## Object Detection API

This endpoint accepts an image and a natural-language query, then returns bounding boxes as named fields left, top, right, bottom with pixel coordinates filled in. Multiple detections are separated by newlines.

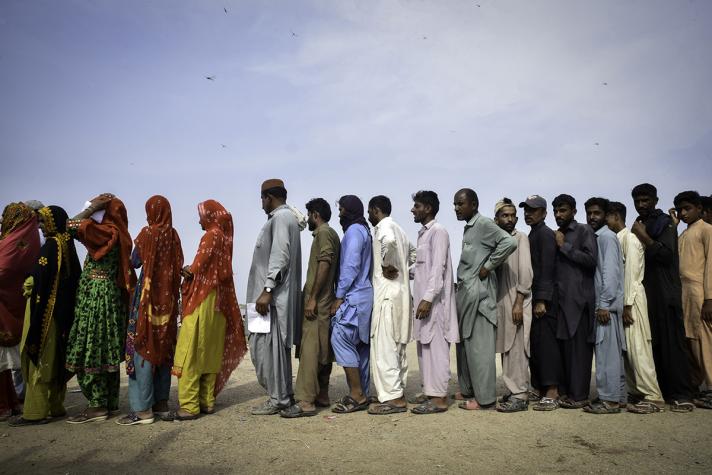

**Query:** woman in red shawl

left=64, top=193, right=137, bottom=424
left=117, top=195, right=183, bottom=426
left=0, top=203, right=41, bottom=420
left=173, top=200, right=246, bottom=420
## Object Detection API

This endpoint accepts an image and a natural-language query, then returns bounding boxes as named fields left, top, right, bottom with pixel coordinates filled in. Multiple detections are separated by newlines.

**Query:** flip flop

left=280, top=404, right=317, bottom=418
left=367, top=402, right=407, bottom=415
left=407, top=394, right=429, bottom=405
left=670, top=400, right=695, bottom=413
left=627, top=401, right=663, bottom=414
left=175, top=412, right=200, bottom=421
left=559, top=397, right=589, bottom=409
left=411, top=400, right=448, bottom=415
left=8, top=416, right=49, bottom=427
left=532, top=397, right=559, bottom=411
left=693, top=398, right=712, bottom=410
left=115, top=413, right=155, bottom=426
left=582, top=399, right=621, bottom=414
left=458, top=399, right=494, bottom=411
left=332, top=395, right=369, bottom=414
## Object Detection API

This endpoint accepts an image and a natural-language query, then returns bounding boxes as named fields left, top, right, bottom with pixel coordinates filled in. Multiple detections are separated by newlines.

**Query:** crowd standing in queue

left=0, top=180, right=711, bottom=426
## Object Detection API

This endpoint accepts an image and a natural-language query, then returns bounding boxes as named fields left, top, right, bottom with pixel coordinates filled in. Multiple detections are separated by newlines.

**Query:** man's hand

left=415, top=300, right=432, bottom=320
left=181, top=266, right=193, bottom=280
left=631, top=220, right=652, bottom=246
left=256, top=290, right=273, bottom=316
left=382, top=265, right=399, bottom=280
left=702, top=300, right=712, bottom=323
left=330, top=298, right=344, bottom=317
left=479, top=266, right=490, bottom=280
left=89, top=193, right=115, bottom=210
left=304, top=297, right=317, bottom=321
left=596, top=308, right=611, bottom=325
left=534, top=301, right=547, bottom=318
left=554, top=230, right=566, bottom=248
left=622, top=306, right=634, bottom=326
left=668, top=208, right=680, bottom=227
left=512, top=299, right=524, bottom=326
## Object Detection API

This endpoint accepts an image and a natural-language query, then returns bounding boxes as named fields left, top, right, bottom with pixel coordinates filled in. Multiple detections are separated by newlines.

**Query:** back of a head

left=368, top=195, right=392, bottom=216
left=608, top=201, right=627, bottom=222
left=412, top=190, right=440, bottom=216
left=305, top=198, right=332, bottom=222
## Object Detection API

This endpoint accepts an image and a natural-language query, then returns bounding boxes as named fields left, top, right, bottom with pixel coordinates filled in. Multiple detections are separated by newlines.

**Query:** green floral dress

left=65, top=247, right=126, bottom=375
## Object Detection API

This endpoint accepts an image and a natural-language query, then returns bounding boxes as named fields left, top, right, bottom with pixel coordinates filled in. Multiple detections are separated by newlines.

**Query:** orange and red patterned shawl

left=77, top=197, right=136, bottom=299
left=133, top=195, right=184, bottom=367
left=0, top=203, right=40, bottom=346
left=179, top=200, right=246, bottom=395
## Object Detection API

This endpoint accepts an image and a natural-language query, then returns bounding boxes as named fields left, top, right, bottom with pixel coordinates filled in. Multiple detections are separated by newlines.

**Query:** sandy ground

left=2, top=343, right=712, bottom=474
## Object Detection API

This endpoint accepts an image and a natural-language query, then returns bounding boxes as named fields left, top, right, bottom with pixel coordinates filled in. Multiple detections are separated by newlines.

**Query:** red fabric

left=133, top=195, right=184, bottom=366
left=77, top=198, right=136, bottom=298
left=0, top=370, right=18, bottom=413
left=0, top=216, right=40, bottom=346
left=181, top=200, right=246, bottom=396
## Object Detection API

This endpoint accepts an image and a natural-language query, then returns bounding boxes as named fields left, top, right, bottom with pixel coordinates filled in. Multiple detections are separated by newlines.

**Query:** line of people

left=0, top=180, right=710, bottom=426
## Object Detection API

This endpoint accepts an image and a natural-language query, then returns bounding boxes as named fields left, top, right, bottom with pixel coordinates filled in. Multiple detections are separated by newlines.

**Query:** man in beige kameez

left=493, top=199, right=533, bottom=413
left=674, top=191, right=712, bottom=409
left=606, top=202, right=664, bottom=413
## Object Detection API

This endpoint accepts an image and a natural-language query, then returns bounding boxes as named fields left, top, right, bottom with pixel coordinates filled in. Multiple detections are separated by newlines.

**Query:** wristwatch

left=264, top=287, right=273, bottom=294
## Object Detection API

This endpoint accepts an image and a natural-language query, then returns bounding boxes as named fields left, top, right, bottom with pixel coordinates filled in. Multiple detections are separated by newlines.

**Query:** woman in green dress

left=65, top=193, right=136, bottom=424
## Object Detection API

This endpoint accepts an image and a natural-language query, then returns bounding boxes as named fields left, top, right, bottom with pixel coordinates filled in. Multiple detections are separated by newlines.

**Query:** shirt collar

left=419, top=219, right=437, bottom=235
left=312, top=222, right=328, bottom=236
left=269, top=204, right=289, bottom=218
left=375, top=216, right=392, bottom=230
left=465, top=213, right=480, bottom=228
left=594, top=225, right=608, bottom=237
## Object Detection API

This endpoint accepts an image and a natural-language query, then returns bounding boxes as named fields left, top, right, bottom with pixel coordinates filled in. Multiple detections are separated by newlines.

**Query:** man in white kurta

left=367, top=196, right=415, bottom=414
left=493, top=199, right=533, bottom=413
left=606, top=202, right=664, bottom=412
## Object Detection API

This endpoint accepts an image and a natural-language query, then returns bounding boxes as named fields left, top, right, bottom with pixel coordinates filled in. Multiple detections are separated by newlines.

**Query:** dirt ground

left=2, top=344, right=711, bottom=474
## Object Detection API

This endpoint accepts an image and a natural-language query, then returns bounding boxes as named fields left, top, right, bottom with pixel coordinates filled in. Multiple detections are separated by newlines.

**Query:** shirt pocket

left=255, top=227, right=266, bottom=248
left=416, top=243, right=430, bottom=264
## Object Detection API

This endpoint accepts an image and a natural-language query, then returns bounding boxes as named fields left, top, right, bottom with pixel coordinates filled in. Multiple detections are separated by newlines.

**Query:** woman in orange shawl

left=117, top=195, right=183, bottom=426
left=173, top=200, right=246, bottom=420
left=0, top=203, right=40, bottom=420
left=65, top=194, right=137, bottom=424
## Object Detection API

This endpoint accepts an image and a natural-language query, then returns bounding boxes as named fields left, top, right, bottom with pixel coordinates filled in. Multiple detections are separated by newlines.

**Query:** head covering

left=131, top=195, right=184, bottom=367
left=176, top=200, right=247, bottom=396
left=1, top=202, right=35, bottom=239
left=77, top=197, right=136, bottom=299
left=494, top=199, right=516, bottom=216
left=0, top=203, right=40, bottom=346
left=24, top=200, right=45, bottom=211
left=261, top=178, right=285, bottom=192
left=25, top=206, right=80, bottom=368
left=338, top=195, right=369, bottom=233
left=518, top=195, right=547, bottom=209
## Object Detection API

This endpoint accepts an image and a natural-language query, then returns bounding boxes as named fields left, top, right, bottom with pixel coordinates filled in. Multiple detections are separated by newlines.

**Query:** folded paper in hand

left=247, top=303, right=270, bottom=333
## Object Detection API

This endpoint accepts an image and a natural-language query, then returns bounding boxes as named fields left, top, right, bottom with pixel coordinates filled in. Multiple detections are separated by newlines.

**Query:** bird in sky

left=224, top=7, right=228, bottom=14
left=206, top=76, right=215, bottom=81
left=602, top=82, right=608, bottom=85
left=291, top=31, right=298, bottom=37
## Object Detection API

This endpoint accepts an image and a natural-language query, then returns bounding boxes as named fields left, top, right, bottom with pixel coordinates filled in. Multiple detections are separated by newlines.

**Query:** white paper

left=247, top=303, right=271, bottom=333
left=82, top=201, right=105, bottom=223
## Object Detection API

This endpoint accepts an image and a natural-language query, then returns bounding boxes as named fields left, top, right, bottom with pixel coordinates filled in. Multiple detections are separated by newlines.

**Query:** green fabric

left=77, top=371, right=119, bottom=409
left=65, top=247, right=126, bottom=374
left=303, top=223, right=340, bottom=316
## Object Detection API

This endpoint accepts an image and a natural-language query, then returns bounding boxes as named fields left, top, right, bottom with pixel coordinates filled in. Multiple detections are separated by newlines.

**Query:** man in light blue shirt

left=584, top=197, right=626, bottom=414
left=330, top=195, right=373, bottom=413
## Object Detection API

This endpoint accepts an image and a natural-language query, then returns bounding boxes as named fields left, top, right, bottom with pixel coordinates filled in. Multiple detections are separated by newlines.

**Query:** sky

left=2, top=0, right=711, bottom=299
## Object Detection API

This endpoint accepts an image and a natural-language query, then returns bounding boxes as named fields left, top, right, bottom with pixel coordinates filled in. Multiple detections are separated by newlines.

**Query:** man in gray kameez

left=248, top=179, right=303, bottom=415
left=583, top=197, right=626, bottom=414
left=453, top=189, right=517, bottom=409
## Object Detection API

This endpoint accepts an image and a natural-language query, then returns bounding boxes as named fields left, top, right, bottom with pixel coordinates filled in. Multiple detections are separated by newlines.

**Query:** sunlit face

left=411, top=201, right=430, bottom=223
left=454, top=192, right=475, bottom=221
left=586, top=204, right=606, bottom=231
left=495, top=206, right=517, bottom=233
left=677, top=201, right=702, bottom=225
left=554, top=203, right=576, bottom=228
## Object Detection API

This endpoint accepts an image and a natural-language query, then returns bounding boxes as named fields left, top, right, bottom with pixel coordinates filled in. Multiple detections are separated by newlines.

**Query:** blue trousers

left=128, top=352, right=171, bottom=412
left=331, top=320, right=370, bottom=396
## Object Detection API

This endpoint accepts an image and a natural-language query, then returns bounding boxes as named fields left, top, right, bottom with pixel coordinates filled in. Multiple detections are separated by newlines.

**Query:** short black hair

left=607, top=201, right=627, bottom=221
left=701, top=196, right=712, bottom=211
left=305, top=198, right=331, bottom=222
left=631, top=183, right=657, bottom=199
left=262, top=186, right=287, bottom=200
left=457, top=188, right=479, bottom=208
left=552, top=194, right=576, bottom=209
left=584, top=197, right=610, bottom=214
left=368, top=195, right=392, bottom=215
left=673, top=190, right=702, bottom=208
left=412, top=190, right=439, bottom=216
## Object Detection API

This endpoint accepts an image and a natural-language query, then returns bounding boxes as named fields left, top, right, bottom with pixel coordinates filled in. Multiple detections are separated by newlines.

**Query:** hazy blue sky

left=2, top=0, right=711, bottom=298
